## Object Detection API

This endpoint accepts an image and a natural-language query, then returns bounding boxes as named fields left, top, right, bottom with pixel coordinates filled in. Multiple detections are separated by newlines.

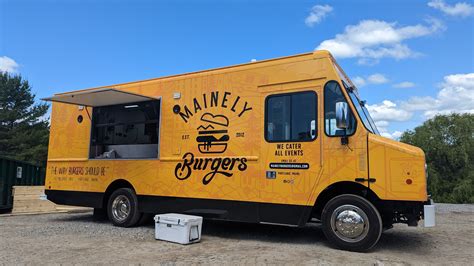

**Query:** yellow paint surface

left=46, top=51, right=428, bottom=206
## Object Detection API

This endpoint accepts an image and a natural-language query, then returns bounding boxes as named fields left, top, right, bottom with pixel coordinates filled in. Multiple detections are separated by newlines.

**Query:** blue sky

left=1, top=0, right=473, bottom=138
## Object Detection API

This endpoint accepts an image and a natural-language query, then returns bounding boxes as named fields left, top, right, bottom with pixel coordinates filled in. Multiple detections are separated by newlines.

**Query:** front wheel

left=107, top=188, right=142, bottom=227
left=321, top=194, right=382, bottom=252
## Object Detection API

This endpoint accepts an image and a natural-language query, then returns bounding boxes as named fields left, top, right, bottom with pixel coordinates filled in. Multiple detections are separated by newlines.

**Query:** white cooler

left=154, top=213, right=203, bottom=244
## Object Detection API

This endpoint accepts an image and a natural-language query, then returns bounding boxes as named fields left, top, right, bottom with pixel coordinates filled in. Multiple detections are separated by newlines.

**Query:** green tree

left=400, top=114, right=474, bottom=203
left=0, top=72, right=49, bottom=165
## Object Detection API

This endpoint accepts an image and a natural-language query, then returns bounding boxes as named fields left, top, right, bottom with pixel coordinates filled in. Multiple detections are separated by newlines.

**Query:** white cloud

left=374, top=120, right=389, bottom=128
left=316, top=19, right=445, bottom=64
left=367, top=74, right=389, bottom=84
left=352, top=76, right=366, bottom=87
left=367, top=100, right=413, bottom=122
left=381, top=130, right=404, bottom=139
left=366, top=103, right=409, bottom=139
left=402, top=73, right=474, bottom=117
left=428, top=0, right=474, bottom=17
left=391, top=131, right=403, bottom=139
left=393, top=81, right=416, bottom=88
left=0, top=56, right=19, bottom=73
left=352, top=73, right=388, bottom=87
left=305, top=4, right=333, bottom=27
left=373, top=120, right=403, bottom=139
left=367, top=73, right=473, bottom=139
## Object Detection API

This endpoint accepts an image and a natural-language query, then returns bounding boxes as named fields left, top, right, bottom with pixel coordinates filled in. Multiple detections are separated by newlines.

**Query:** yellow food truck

left=43, top=50, right=434, bottom=251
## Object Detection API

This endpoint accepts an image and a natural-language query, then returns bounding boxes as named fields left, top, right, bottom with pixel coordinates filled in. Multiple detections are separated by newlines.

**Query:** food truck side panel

left=45, top=53, right=342, bottom=209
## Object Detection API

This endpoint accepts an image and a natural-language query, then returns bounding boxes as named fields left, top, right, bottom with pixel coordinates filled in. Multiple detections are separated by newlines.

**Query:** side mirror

left=335, top=102, right=349, bottom=129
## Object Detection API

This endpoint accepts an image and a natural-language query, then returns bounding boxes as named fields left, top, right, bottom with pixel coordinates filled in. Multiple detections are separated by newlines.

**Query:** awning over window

left=42, top=88, right=158, bottom=107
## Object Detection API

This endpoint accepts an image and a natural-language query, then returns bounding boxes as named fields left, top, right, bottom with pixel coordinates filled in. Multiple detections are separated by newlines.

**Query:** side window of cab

left=324, top=81, right=356, bottom=136
left=265, top=91, right=317, bottom=142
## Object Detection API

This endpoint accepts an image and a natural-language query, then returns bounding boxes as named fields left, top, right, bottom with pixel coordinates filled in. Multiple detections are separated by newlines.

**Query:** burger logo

left=173, top=91, right=252, bottom=185
left=196, top=113, right=229, bottom=154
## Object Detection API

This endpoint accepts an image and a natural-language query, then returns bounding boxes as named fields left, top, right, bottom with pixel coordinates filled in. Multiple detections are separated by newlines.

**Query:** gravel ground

left=0, top=204, right=473, bottom=265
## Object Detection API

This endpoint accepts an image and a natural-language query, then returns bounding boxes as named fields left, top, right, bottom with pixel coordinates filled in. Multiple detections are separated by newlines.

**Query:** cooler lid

left=154, top=213, right=202, bottom=225
left=42, top=88, right=157, bottom=107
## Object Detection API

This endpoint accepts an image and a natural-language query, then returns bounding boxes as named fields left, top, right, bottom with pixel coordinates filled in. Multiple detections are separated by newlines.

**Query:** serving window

left=90, top=100, right=160, bottom=159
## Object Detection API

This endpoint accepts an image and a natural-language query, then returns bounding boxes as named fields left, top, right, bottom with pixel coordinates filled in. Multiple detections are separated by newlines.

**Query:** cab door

left=258, top=87, right=322, bottom=225
left=322, top=81, right=369, bottom=189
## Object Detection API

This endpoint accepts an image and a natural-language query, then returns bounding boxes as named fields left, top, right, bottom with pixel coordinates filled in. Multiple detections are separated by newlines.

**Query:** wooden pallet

left=12, top=186, right=90, bottom=214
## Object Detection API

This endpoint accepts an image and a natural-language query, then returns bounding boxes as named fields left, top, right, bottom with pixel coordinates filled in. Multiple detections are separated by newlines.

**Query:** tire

left=107, top=188, right=142, bottom=227
left=321, top=194, right=382, bottom=252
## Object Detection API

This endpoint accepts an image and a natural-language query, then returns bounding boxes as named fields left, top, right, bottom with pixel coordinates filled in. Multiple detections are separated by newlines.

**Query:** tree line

left=0, top=72, right=472, bottom=203
left=0, top=72, right=49, bottom=165
left=400, top=113, right=473, bottom=203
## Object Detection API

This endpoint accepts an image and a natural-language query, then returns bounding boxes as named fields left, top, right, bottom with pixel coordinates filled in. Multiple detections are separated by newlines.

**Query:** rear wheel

left=107, top=188, right=142, bottom=227
left=321, top=194, right=382, bottom=252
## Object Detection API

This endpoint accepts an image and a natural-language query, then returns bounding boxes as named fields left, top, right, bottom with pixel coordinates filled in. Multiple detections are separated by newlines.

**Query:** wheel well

left=311, top=181, right=380, bottom=220
left=102, top=179, right=135, bottom=209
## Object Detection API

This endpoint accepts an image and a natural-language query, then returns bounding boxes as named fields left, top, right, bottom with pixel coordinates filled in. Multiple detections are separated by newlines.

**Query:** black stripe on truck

left=46, top=189, right=104, bottom=208
left=45, top=189, right=312, bottom=226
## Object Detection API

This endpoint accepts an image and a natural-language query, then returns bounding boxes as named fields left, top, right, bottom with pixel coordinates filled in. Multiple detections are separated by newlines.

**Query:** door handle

left=355, top=178, right=376, bottom=183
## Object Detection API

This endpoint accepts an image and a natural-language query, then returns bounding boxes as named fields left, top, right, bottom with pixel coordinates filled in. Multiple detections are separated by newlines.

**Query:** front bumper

left=378, top=198, right=436, bottom=227
left=423, top=199, right=436, bottom=227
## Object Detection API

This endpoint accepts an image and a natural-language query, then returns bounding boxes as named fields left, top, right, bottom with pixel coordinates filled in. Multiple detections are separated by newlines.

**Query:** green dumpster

left=0, top=156, right=45, bottom=213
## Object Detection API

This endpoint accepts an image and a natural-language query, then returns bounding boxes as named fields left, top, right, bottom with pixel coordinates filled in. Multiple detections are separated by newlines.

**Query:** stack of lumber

left=12, top=186, right=90, bottom=214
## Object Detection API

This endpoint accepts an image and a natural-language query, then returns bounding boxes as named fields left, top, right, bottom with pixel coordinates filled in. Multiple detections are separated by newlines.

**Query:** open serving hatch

left=43, top=88, right=161, bottom=160
left=42, top=88, right=157, bottom=107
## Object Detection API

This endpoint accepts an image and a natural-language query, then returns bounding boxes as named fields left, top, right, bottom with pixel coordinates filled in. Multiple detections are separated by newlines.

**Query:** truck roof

left=52, top=50, right=333, bottom=96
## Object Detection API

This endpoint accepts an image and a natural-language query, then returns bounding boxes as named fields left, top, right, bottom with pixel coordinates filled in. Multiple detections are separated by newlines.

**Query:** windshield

left=342, top=81, right=380, bottom=135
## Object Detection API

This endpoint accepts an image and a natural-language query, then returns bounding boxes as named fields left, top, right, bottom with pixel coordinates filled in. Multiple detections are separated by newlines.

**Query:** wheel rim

left=111, top=195, right=131, bottom=222
left=330, top=204, right=369, bottom=243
